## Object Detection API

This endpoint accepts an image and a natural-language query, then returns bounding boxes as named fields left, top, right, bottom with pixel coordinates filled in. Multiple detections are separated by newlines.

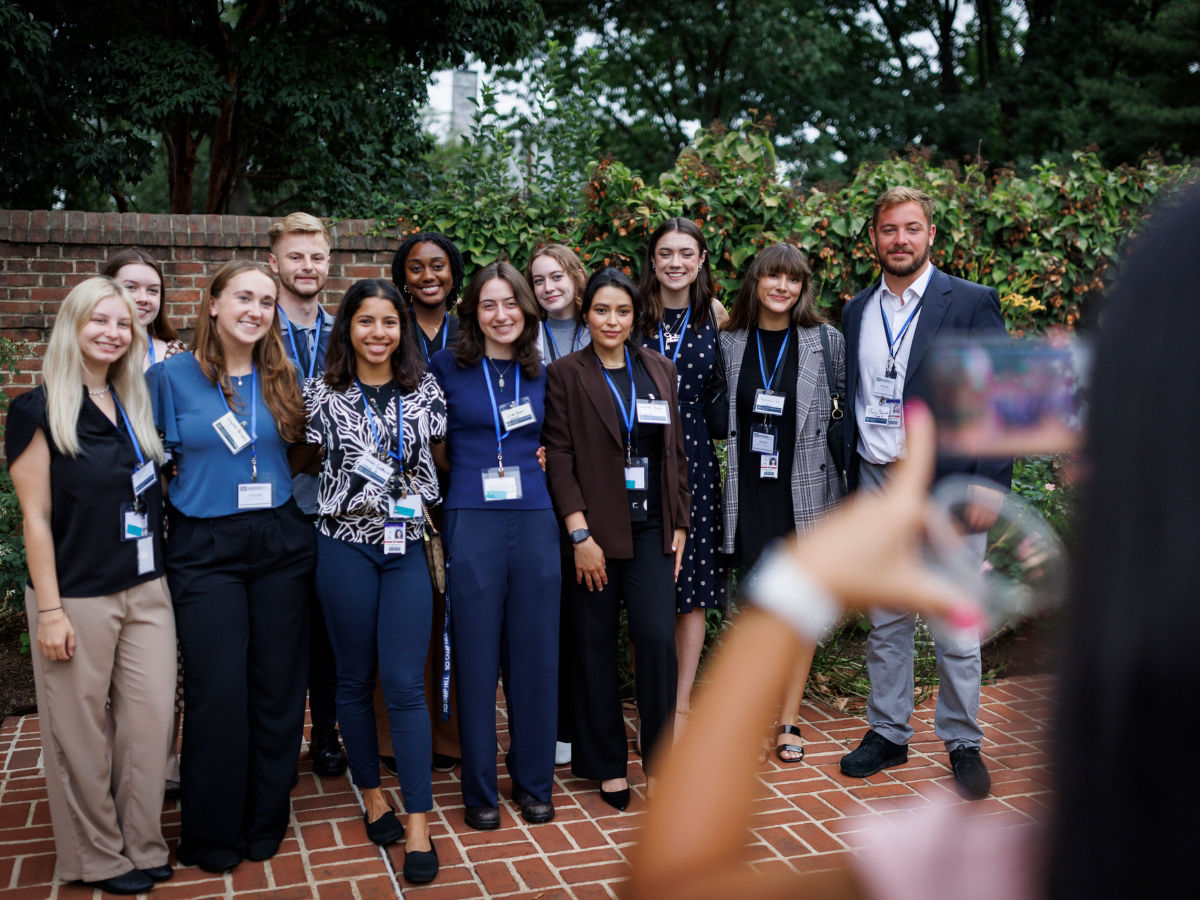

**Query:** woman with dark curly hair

left=391, top=232, right=466, bottom=363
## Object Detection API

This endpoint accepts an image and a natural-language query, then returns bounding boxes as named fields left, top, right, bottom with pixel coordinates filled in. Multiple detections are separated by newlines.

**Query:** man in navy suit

left=838, top=187, right=1011, bottom=800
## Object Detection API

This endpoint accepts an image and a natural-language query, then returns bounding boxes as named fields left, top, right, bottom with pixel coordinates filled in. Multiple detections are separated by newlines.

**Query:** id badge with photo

left=750, top=423, right=777, bottom=455
left=237, top=482, right=273, bottom=509
left=120, top=503, right=150, bottom=542
left=499, top=398, right=537, bottom=431
left=389, top=493, right=424, bottom=520
left=753, top=389, right=785, bottom=416
left=636, top=398, right=671, bottom=425
left=353, top=453, right=394, bottom=487
left=383, top=522, right=407, bottom=555
left=482, top=467, right=523, bottom=501
left=865, top=398, right=903, bottom=428
left=131, top=460, right=156, bottom=497
left=212, top=411, right=251, bottom=454
left=759, top=453, right=780, bottom=479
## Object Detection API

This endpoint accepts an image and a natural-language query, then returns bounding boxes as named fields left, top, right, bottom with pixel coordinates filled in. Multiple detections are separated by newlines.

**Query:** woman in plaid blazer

left=719, top=243, right=846, bottom=763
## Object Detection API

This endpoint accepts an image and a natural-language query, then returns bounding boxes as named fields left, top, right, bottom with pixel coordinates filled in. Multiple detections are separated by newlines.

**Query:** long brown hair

left=723, top=242, right=825, bottom=332
left=526, top=243, right=587, bottom=319
left=455, top=262, right=543, bottom=378
left=101, top=247, right=181, bottom=343
left=637, top=217, right=717, bottom=336
left=193, top=259, right=306, bottom=442
left=323, top=279, right=424, bottom=392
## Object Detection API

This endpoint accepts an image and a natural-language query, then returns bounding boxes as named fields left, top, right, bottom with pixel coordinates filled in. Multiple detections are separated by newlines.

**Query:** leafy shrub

left=0, top=336, right=27, bottom=609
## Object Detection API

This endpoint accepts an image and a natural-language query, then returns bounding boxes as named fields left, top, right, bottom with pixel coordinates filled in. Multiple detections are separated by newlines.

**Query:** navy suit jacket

left=842, top=266, right=1013, bottom=491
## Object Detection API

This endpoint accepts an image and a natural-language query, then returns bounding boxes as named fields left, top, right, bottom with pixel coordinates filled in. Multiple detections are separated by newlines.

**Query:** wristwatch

left=569, top=528, right=591, bottom=545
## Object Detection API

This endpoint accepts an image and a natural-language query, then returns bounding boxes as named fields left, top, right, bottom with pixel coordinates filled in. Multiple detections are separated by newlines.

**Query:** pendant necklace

left=487, top=357, right=515, bottom=390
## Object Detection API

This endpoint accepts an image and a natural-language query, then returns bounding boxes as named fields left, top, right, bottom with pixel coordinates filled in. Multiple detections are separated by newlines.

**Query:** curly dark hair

left=390, top=232, right=466, bottom=308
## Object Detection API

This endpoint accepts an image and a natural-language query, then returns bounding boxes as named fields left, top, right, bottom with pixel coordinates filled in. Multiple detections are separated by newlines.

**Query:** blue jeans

left=314, top=532, right=433, bottom=812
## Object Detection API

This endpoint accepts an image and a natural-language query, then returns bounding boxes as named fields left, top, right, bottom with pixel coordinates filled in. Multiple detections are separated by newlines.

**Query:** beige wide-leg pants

left=25, top=578, right=176, bottom=883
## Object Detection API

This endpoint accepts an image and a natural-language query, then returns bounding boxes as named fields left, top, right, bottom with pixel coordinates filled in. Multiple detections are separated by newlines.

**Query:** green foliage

left=1010, top=456, right=1076, bottom=544
left=0, top=336, right=27, bottom=609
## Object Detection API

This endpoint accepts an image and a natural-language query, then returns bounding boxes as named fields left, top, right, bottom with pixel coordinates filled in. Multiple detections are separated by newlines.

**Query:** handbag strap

left=403, top=470, right=440, bottom=537
left=818, top=325, right=844, bottom=422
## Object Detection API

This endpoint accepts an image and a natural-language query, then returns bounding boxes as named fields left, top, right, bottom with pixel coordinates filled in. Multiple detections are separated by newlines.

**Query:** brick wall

left=0, top=209, right=400, bottom=397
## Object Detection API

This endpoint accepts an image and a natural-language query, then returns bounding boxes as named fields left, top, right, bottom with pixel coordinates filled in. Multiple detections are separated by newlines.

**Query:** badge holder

left=752, top=389, right=786, bottom=417
left=626, top=455, right=649, bottom=521
left=750, top=422, right=777, bottom=455
left=213, top=411, right=251, bottom=453
left=119, top=501, right=156, bottom=574
left=354, top=452, right=395, bottom=487
left=237, top=452, right=272, bottom=510
left=482, top=467, right=523, bottom=501
left=759, top=453, right=780, bottom=480
left=636, top=398, right=671, bottom=425
left=383, top=521, right=407, bottom=555
left=499, top=397, right=537, bottom=431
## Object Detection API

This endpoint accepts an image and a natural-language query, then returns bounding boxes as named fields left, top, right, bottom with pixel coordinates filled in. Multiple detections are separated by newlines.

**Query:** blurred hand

left=37, top=610, right=75, bottom=661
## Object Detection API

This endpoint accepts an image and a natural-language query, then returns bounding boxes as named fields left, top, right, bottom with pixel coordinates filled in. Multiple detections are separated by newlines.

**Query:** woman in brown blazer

left=543, top=267, right=691, bottom=811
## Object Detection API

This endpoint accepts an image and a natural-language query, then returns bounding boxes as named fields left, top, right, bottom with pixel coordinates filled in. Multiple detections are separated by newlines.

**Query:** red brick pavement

left=0, top=675, right=1055, bottom=898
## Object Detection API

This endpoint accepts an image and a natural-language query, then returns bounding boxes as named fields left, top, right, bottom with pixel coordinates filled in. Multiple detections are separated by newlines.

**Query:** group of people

left=8, top=185, right=1011, bottom=894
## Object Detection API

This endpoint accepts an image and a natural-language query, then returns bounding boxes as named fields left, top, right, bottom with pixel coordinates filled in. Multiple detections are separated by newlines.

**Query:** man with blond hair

left=267, top=212, right=346, bottom=778
left=838, top=187, right=1011, bottom=800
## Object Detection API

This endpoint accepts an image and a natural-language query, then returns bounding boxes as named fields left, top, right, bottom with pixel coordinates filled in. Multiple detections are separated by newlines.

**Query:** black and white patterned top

left=304, top=373, right=447, bottom=546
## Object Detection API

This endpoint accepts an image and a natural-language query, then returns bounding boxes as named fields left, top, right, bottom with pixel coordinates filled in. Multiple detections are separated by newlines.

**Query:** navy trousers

left=446, top=507, right=561, bottom=807
left=314, top=533, right=433, bottom=813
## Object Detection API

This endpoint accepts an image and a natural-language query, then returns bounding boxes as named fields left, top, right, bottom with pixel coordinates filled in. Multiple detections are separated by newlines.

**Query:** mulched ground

left=0, top=604, right=35, bottom=722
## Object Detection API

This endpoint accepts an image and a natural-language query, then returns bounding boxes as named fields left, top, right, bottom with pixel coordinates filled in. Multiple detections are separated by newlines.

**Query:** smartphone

left=927, top=334, right=1089, bottom=458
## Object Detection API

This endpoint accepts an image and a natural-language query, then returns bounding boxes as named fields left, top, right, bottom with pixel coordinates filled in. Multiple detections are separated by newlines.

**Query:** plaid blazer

left=719, top=324, right=847, bottom=555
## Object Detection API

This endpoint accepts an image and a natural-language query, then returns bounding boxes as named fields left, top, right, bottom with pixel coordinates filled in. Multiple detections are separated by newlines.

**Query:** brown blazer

left=544, top=343, right=691, bottom=559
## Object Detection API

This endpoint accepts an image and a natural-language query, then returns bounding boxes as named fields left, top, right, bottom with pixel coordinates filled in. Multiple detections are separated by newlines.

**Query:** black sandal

left=775, top=724, right=804, bottom=764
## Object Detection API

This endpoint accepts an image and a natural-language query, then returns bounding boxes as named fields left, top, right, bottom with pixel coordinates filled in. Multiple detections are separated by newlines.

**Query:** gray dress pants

left=858, top=459, right=984, bottom=751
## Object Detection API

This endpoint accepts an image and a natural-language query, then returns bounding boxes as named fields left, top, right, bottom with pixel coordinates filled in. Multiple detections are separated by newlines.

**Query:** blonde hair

left=43, top=276, right=163, bottom=462
left=872, top=186, right=935, bottom=228
left=268, top=212, right=332, bottom=251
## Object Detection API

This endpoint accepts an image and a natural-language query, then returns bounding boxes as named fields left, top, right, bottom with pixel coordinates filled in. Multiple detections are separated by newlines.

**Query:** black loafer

left=512, top=782, right=555, bottom=824
left=141, top=865, right=174, bottom=882
left=464, top=804, right=500, bottom=830
left=83, top=869, right=154, bottom=895
left=949, top=746, right=991, bottom=800
left=432, top=752, right=460, bottom=773
left=310, top=726, right=349, bottom=777
left=839, top=729, right=909, bottom=778
left=364, top=808, right=406, bottom=845
left=176, top=845, right=242, bottom=873
left=599, top=786, right=630, bottom=811
left=403, top=837, right=439, bottom=884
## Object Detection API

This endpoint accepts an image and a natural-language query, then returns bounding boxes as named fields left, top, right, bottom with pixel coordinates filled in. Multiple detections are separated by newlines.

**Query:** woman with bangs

left=719, top=242, right=846, bottom=764
left=102, top=248, right=186, bottom=369
left=429, top=262, right=560, bottom=830
left=149, top=259, right=315, bottom=874
left=528, top=243, right=591, bottom=363
left=7, top=277, right=175, bottom=895
left=637, top=218, right=729, bottom=735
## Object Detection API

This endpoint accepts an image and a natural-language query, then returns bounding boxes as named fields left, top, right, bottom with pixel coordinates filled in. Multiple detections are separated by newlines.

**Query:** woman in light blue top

left=150, top=259, right=315, bottom=875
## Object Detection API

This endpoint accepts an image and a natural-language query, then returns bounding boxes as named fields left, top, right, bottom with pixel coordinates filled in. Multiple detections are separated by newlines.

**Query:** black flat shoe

left=512, top=782, right=555, bottom=824
left=432, top=752, right=460, bottom=773
left=310, top=726, right=349, bottom=777
left=141, top=865, right=174, bottom=882
left=364, top=808, right=406, bottom=845
left=83, top=869, right=154, bottom=895
left=464, top=804, right=500, bottom=830
left=599, top=785, right=630, bottom=811
left=403, top=837, right=439, bottom=884
left=176, top=845, right=242, bottom=873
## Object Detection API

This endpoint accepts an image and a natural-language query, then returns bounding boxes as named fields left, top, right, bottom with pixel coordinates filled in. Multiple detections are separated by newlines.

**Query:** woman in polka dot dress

left=637, top=218, right=729, bottom=732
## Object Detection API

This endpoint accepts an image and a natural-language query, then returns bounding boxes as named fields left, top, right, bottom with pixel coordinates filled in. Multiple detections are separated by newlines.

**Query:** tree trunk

left=165, top=117, right=199, bottom=214
left=205, top=81, right=240, bottom=215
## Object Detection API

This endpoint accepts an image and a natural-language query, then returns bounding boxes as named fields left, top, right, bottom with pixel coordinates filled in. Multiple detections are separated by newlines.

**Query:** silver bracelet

left=744, top=546, right=840, bottom=642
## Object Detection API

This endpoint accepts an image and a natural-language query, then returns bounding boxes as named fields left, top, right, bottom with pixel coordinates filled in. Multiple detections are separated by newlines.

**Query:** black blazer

left=842, top=266, right=1013, bottom=491
left=543, top=343, right=691, bottom=559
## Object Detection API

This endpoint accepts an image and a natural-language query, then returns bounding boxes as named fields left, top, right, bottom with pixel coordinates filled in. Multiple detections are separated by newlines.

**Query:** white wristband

left=744, top=546, right=840, bottom=642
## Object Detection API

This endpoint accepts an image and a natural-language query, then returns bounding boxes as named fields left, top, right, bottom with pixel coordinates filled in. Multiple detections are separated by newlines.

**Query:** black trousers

left=571, top=523, right=678, bottom=781
left=303, top=514, right=338, bottom=732
left=166, top=500, right=314, bottom=859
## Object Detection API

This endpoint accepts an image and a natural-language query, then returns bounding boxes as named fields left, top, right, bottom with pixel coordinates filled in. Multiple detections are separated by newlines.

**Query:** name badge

left=354, top=453, right=394, bottom=487
left=389, top=493, right=424, bottom=520
left=482, top=467, right=523, bottom=501
left=624, top=459, right=648, bottom=491
left=136, top=536, right=155, bottom=575
left=131, top=460, right=156, bottom=497
left=383, top=522, right=407, bottom=555
left=753, top=389, right=785, bottom=416
left=759, top=453, right=780, bottom=479
left=237, top=482, right=273, bottom=509
left=865, top=400, right=903, bottom=428
left=873, top=375, right=899, bottom=400
left=499, top=398, right=537, bottom=431
left=121, top=505, right=150, bottom=541
left=636, top=399, right=671, bottom=425
left=750, top=424, right=777, bottom=455
left=213, top=411, right=251, bottom=453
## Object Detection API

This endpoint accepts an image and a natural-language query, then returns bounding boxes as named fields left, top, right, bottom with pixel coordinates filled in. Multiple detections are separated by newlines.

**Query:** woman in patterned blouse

left=304, top=279, right=446, bottom=885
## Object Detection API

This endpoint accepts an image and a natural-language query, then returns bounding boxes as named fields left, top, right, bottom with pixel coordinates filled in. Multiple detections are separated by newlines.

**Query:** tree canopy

left=0, top=0, right=543, bottom=214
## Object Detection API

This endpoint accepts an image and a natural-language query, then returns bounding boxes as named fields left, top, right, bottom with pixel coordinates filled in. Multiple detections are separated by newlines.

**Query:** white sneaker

left=555, top=741, right=572, bottom=766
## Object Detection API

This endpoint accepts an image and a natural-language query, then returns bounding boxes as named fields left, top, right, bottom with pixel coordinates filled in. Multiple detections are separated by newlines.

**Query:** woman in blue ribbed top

left=429, top=261, right=560, bottom=832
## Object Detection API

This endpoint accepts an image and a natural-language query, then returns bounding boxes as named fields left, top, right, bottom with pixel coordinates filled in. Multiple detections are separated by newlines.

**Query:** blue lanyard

left=756, top=327, right=790, bottom=391
left=600, top=348, right=636, bottom=459
left=216, top=366, right=258, bottom=478
left=657, top=306, right=691, bottom=363
left=880, top=295, right=923, bottom=365
left=544, top=319, right=582, bottom=360
left=419, top=314, right=448, bottom=363
left=357, top=381, right=404, bottom=466
left=147, top=338, right=156, bottom=367
left=109, top=387, right=145, bottom=468
left=482, top=359, right=520, bottom=466
left=279, top=306, right=324, bottom=381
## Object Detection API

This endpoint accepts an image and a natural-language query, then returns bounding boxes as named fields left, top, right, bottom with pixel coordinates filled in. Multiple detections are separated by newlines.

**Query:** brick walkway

left=0, top=675, right=1054, bottom=899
